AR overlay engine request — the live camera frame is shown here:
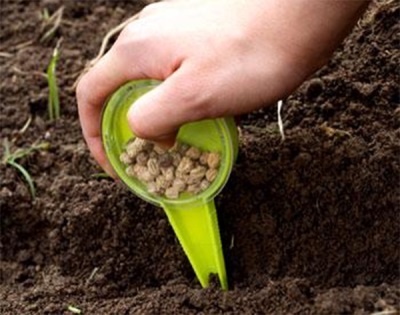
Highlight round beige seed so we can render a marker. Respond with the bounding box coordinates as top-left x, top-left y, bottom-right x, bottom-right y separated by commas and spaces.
126, 144, 141, 159
137, 169, 154, 182
162, 166, 175, 182
177, 157, 193, 174
199, 152, 209, 165
156, 175, 172, 191
153, 145, 167, 155
200, 179, 211, 191
159, 153, 173, 168
207, 152, 220, 169
185, 146, 201, 160
147, 181, 159, 195
165, 187, 180, 199
205, 168, 218, 182
187, 184, 201, 195
126, 165, 136, 177
172, 178, 186, 192
187, 166, 206, 184
136, 152, 149, 166
170, 151, 182, 167
147, 158, 160, 177
120, 152, 132, 165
